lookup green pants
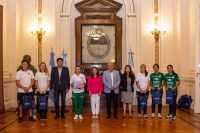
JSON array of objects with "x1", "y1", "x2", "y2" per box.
[{"x1": 72, "y1": 92, "x2": 85, "y2": 115}]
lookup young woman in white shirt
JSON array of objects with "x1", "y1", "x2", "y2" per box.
[
  {"x1": 35, "y1": 62, "x2": 50, "y2": 120},
  {"x1": 70, "y1": 65, "x2": 86, "y2": 120},
  {"x1": 136, "y1": 64, "x2": 151, "y2": 118}
]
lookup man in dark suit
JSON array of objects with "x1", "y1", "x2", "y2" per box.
[{"x1": 50, "y1": 58, "x2": 70, "y2": 119}]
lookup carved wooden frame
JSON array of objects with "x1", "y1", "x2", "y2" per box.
[{"x1": 75, "y1": 0, "x2": 123, "y2": 71}]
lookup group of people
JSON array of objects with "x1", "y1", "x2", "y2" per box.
[{"x1": 16, "y1": 57, "x2": 180, "y2": 123}]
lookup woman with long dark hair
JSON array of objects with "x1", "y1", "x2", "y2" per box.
[
  {"x1": 87, "y1": 67, "x2": 103, "y2": 119},
  {"x1": 136, "y1": 64, "x2": 150, "y2": 118},
  {"x1": 120, "y1": 65, "x2": 135, "y2": 118},
  {"x1": 150, "y1": 64, "x2": 164, "y2": 118},
  {"x1": 164, "y1": 65, "x2": 180, "y2": 120}
]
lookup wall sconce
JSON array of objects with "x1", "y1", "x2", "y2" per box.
[
  {"x1": 31, "y1": 27, "x2": 46, "y2": 42},
  {"x1": 30, "y1": 23, "x2": 46, "y2": 64},
  {"x1": 151, "y1": 24, "x2": 166, "y2": 42}
]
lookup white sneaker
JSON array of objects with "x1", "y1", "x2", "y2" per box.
[
  {"x1": 79, "y1": 115, "x2": 83, "y2": 120},
  {"x1": 158, "y1": 113, "x2": 162, "y2": 118},
  {"x1": 166, "y1": 114, "x2": 173, "y2": 119},
  {"x1": 74, "y1": 115, "x2": 78, "y2": 120},
  {"x1": 170, "y1": 116, "x2": 176, "y2": 121},
  {"x1": 143, "y1": 114, "x2": 148, "y2": 118},
  {"x1": 138, "y1": 114, "x2": 141, "y2": 118},
  {"x1": 92, "y1": 115, "x2": 96, "y2": 119},
  {"x1": 151, "y1": 113, "x2": 155, "y2": 118}
]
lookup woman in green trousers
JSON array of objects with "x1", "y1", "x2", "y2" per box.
[{"x1": 70, "y1": 65, "x2": 86, "y2": 120}]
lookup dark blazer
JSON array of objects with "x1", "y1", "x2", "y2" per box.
[
  {"x1": 120, "y1": 74, "x2": 135, "y2": 92},
  {"x1": 50, "y1": 67, "x2": 70, "y2": 91}
]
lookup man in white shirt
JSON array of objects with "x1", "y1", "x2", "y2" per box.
[{"x1": 16, "y1": 60, "x2": 35, "y2": 123}]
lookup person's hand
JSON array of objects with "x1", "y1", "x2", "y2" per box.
[
  {"x1": 71, "y1": 83, "x2": 74, "y2": 88},
  {"x1": 172, "y1": 87, "x2": 176, "y2": 91},
  {"x1": 89, "y1": 92, "x2": 92, "y2": 97},
  {"x1": 111, "y1": 86, "x2": 115, "y2": 90},
  {"x1": 39, "y1": 90, "x2": 43, "y2": 94},
  {"x1": 43, "y1": 90, "x2": 47, "y2": 94},
  {"x1": 142, "y1": 89, "x2": 147, "y2": 94},
  {"x1": 98, "y1": 92, "x2": 101, "y2": 96},
  {"x1": 66, "y1": 88, "x2": 70, "y2": 94},
  {"x1": 140, "y1": 89, "x2": 144, "y2": 93},
  {"x1": 24, "y1": 87, "x2": 29, "y2": 93}
]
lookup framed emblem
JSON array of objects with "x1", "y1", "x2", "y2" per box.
[{"x1": 82, "y1": 25, "x2": 115, "y2": 63}]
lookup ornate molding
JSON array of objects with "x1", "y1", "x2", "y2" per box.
[
  {"x1": 127, "y1": 13, "x2": 136, "y2": 17},
  {"x1": 60, "y1": 13, "x2": 70, "y2": 17},
  {"x1": 75, "y1": 0, "x2": 122, "y2": 13}
]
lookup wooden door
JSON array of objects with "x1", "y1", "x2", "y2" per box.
[{"x1": 0, "y1": 5, "x2": 5, "y2": 113}]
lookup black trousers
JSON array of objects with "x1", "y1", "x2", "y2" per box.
[
  {"x1": 54, "y1": 88, "x2": 66, "y2": 116},
  {"x1": 169, "y1": 91, "x2": 178, "y2": 116},
  {"x1": 137, "y1": 91, "x2": 149, "y2": 115},
  {"x1": 151, "y1": 91, "x2": 163, "y2": 114},
  {"x1": 105, "y1": 91, "x2": 118, "y2": 116}
]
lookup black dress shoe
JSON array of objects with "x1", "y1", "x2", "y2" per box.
[
  {"x1": 61, "y1": 115, "x2": 65, "y2": 119},
  {"x1": 44, "y1": 114, "x2": 47, "y2": 120},
  {"x1": 106, "y1": 115, "x2": 111, "y2": 119},
  {"x1": 54, "y1": 115, "x2": 60, "y2": 119},
  {"x1": 29, "y1": 116, "x2": 36, "y2": 121},
  {"x1": 18, "y1": 117, "x2": 23, "y2": 123}
]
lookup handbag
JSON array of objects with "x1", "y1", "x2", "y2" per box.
[
  {"x1": 22, "y1": 94, "x2": 33, "y2": 110},
  {"x1": 166, "y1": 90, "x2": 173, "y2": 105},
  {"x1": 152, "y1": 90, "x2": 162, "y2": 105},
  {"x1": 38, "y1": 95, "x2": 48, "y2": 111},
  {"x1": 140, "y1": 95, "x2": 148, "y2": 109}
]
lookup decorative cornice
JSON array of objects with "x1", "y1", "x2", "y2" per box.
[
  {"x1": 75, "y1": 0, "x2": 122, "y2": 13},
  {"x1": 127, "y1": 13, "x2": 136, "y2": 17}
]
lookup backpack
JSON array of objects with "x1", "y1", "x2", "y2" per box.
[{"x1": 177, "y1": 95, "x2": 192, "y2": 109}]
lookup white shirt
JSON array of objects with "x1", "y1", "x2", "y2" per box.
[
  {"x1": 16, "y1": 70, "x2": 34, "y2": 93},
  {"x1": 70, "y1": 73, "x2": 86, "y2": 93},
  {"x1": 35, "y1": 72, "x2": 50, "y2": 91},
  {"x1": 110, "y1": 71, "x2": 114, "y2": 86},
  {"x1": 136, "y1": 72, "x2": 150, "y2": 91},
  {"x1": 58, "y1": 67, "x2": 62, "y2": 84}
]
